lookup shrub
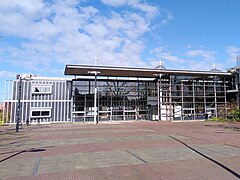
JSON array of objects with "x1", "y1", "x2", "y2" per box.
[
  {"x1": 208, "y1": 117, "x2": 221, "y2": 121},
  {"x1": 0, "y1": 111, "x2": 10, "y2": 125},
  {"x1": 231, "y1": 106, "x2": 240, "y2": 122},
  {"x1": 0, "y1": 112, "x2": 3, "y2": 125}
]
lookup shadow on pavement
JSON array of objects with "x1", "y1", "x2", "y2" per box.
[
  {"x1": 168, "y1": 135, "x2": 240, "y2": 179},
  {"x1": 0, "y1": 148, "x2": 47, "y2": 163}
]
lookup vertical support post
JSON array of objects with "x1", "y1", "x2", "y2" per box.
[
  {"x1": 94, "y1": 74, "x2": 97, "y2": 124},
  {"x1": 157, "y1": 74, "x2": 162, "y2": 122},
  {"x1": 21, "y1": 81, "x2": 25, "y2": 124},
  {"x1": 214, "y1": 77, "x2": 218, "y2": 117},
  {"x1": 3, "y1": 80, "x2": 6, "y2": 124},
  {"x1": 192, "y1": 80, "x2": 196, "y2": 120},
  {"x1": 181, "y1": 81, "x2": 184, "y2": 120},
  {"x1": 137, "y1": 81, "x2": 140, "y2": 120},
  {"x1": 110, "y1": 107, "x2": 112, "y2": 121},
  {"x1": 237, "y1": 70, "x2": 240, "y2": 107},
  {"x1": 169, "y1": 76, "x2": 172, "y2": 121},
  {"x1": 94, "y1": 72, "x2": 97, "y2": 124},
  {"x1": 84, "y1": 94, "x2": 86, "y2": 122},
  {"x1": 70, "y1": 96, "x2": 73, "y2": 122},
  {"x1": 110, "y1": 94, "x2": 112, "y2": 121},
  {"x1": 7, "y1": 81, "x2": 10, "y2": 124},
  {"x1": 13, "y1": 80, "x2": 17, "y2": 125},
  {"x1": 204, "y1": 77, "x2": 207, "y2": 116},
  {"x1": 88, "y1": 71, "x2": 100, "y2": 124},
  {"x1": 16, "y1": 76, "x2": 22, "y2": 132},
  {"x1": 157, "y1": 77, "x2": 160, "y2": 121},
  {"x1": 224, "y1": 78, "x2": 228, "y2": 118},
  {"x1": 98, "y1": 84, "x2": 100, "y2": 123}
]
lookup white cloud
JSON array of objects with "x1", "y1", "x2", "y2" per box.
[
  {"x1": 152, "y1": 47, "x2": 185, "y2": 63},
  {"x1": 226, "y1": 46, "x2": 240, "y2": 61},
  {"x1": 101, "y1": 0, "x2": 159, "y2": 18},
  {"x1": 0, "y1": 71, "x2": 16, "y2": 78},
  {"x1": 0, "y1": 0, "x2": 44, "y2": 16},
  {"x1": 0, "y1": 0, "x2": 176, "y2": 78},
  {"x1": 160, "y1": 9, "x2": 174, "y2": 25},
  {"x1": 183, "y1": 49, "x2": 227, "y2": 71},
  {"x1": 0, "y1": 0, "x2": 162, "y2": 72},
  {"x1": 150, "y1": 46, "x2": 225, "y2": 71},
  {"x1": 185, "y1": 49, "x2": 215, "y2": 61},
  {"x1": 100, "y1": 0, "x2": 129, "y2": 7},
  {"x1": 130, "y1": 2, "x2": 159, "y2": 18}
]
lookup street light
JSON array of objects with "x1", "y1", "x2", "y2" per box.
[
  {"x1": 87, "y1": 71, "x2": 101, "y2": 124},
  {"x1": 16, "y1": 74, "x2": 32, "y2": 132},
  {"x1": 153, "y1": 73, "x2": 162, "y2": 122}
]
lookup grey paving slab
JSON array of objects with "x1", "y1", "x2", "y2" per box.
[
  {"x1": 29, "y1": 128, "x2": 156, "y2": 137},
  {"x1": 37, "y1": 150, "x2": 144, "y2": 174},
  {"x1": 104, "y1": 134, "x2": 186, "y2": 142},
  {"x1": 4, "y1": 144, "x2": 238, "y2": 179},
  {"x1": 0, "y1": 134, "x2": 188, "y2": 153},
  {"x1": 0, "y1": 145, "x2": 213, "y2": 179},
  {"x1": 0, "y1": 157, "x2": 36, "y2": 179},
  {"x1": 193, "y1": 144, "x2": 240, "y2": 157},
  {"x1": 128, "y1": 147, "x2": 201, "y2": 163}
]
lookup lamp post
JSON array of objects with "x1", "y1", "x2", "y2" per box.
[
  {"x1": 16, "y1": 74, "x2": 32, "y2": 132},
  {"x1": 157, "y1": 77, "x2": 160, "y2": 121},
  {"x1": 16, "y1": 75, "x2": 22, "y2": 132},
  {"x1": 88, "y1": 71, "x2": 100, "y2": 124},
  {"x1": 154, "y1": 73, "x2": 162, "y2": 122},
  {"x1": 157, "y1": 74, "x2": 162, "y2": 122}
]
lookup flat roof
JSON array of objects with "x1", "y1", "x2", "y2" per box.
[{"x1": 65, "y1": 65, "x2": 232, "y2": 78}]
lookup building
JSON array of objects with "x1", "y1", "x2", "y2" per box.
[
  {"x1": 227, "y1": 66, "x2": 240, "y2": 107},
  {"x1": 2, "y1": 76, "x2": 72, "y2": 124},
  {"x1": 0, "y1": 102, "x2": 4, "y2": 111},
  {"x1": 2, "y1": 64, "x2": 239, "y2": 124}
]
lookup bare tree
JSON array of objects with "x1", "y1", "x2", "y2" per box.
[{"x1": 106, "y1": 81, "x2": 135, "y2": 96}]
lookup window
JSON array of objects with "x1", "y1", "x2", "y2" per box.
[
  {"x1": 32, "y1": 85, "x2": 52, "y2": 94},
  {"x1": 30, "y1": 108, "x2": 51, "y2": 118}
]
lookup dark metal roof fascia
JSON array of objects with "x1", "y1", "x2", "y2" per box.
[
  {"x1": 65, "y1": 65, "x2": 232, "y2": 77},
  {"x1": 227, "y1": 66, "x2": 240, "y2": 72}
]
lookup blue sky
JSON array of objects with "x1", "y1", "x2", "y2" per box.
[{"x1": 0, "y1": 0, "x2": 240, "y2": 101}]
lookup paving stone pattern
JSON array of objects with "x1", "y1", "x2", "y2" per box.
[{"x1": 0, "y1": 121, "x2": 239, "y2": 180}]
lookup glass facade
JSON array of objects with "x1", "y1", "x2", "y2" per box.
[{"x1": 72, "y1": 74, "x2": 231, "y2": 122}]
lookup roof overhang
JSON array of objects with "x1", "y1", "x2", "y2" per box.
[
  {"x1": 227, "y1": 66, "x2": 240, "y2": 72},
  {"x1": 65, "y1": 65, "x2": 232, "y2": 78}
]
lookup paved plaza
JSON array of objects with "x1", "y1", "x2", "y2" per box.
[{"x1": 0, "y1": 121, "x2": 240, "y2": 180}]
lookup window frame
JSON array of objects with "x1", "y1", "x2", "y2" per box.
[
  {"x1": 30, "y1": 108, "x2": 52, "y2": 118},
  {"x1": 31, "y1": 85, "x2": 52, "y2": 95}
]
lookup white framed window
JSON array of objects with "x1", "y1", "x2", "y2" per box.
[
  {"x1": 30, "y1": 108, "x2": 51, "y2": 118},
  {"x1": 31, "y1": 85, "x2": 52, "y2": 94}
]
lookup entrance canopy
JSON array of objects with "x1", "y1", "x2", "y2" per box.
[{"x1": 65, "y1": 65, "x2": 232, "y2": 78}]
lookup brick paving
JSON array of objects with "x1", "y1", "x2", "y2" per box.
[{"x1": 0, "y1": 121, "x2": 240, "y2": 180}]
